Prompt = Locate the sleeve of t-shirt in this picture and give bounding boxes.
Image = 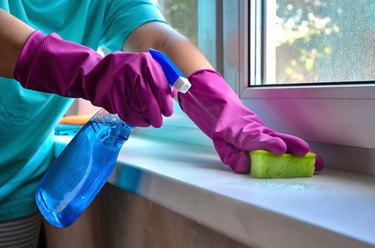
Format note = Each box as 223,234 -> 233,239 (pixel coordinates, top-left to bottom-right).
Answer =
100,0 -> 169,52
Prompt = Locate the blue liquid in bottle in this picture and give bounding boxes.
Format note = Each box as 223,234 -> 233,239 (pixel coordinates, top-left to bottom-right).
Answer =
35,109 -> 134,228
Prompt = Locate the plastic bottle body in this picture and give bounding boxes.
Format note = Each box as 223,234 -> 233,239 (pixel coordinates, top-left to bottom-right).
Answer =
35,109 -> 134,228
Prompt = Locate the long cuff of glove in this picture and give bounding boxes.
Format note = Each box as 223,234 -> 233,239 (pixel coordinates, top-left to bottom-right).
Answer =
178,69 -> 263,138
13,30 -> 102,99
13,31 -> 47,86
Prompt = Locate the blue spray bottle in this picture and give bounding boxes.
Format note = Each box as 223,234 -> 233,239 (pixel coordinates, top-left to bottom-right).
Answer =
35,49 -> 191,228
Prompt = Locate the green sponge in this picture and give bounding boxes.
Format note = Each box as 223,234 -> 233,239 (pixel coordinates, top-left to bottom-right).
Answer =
249,150 -> 316,178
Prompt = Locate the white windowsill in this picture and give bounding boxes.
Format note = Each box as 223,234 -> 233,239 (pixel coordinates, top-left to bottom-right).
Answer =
54,133 -> 375,248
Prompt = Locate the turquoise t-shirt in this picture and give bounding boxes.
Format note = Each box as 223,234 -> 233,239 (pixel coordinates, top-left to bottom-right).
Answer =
0,0 -> 166,222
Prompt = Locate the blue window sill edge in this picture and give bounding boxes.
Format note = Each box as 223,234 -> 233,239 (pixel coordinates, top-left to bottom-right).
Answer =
53,133 -> 375,248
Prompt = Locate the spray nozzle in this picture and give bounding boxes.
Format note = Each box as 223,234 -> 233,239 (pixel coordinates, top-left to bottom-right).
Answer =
149,48 -> 191,93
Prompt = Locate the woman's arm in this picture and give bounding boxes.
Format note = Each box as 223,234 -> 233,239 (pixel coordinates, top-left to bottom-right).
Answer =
123,21 -> 323,173
0,9 -> 34,78
123,22 -> 213,77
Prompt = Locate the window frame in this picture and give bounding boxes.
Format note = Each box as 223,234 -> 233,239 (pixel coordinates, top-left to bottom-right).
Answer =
119,0 -> 375,174
222,0 -> 375,97
219,0 -> 375,173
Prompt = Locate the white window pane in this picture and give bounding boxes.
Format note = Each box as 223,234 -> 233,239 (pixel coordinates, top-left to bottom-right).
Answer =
265,0 -> 375,84
157,0 -> 198,45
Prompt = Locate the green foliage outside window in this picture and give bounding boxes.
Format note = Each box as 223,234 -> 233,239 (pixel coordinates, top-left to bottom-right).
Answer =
275,0 -> 375,83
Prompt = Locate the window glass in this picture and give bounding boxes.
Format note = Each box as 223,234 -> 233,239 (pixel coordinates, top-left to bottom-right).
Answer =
157,0 -> 198,45
264,0 -> 375,84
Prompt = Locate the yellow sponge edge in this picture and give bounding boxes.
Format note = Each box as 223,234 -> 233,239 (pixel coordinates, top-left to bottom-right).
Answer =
249,150 -> 316,179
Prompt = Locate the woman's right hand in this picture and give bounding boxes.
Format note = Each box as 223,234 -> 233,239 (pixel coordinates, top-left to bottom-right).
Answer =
13,31 -> 174,127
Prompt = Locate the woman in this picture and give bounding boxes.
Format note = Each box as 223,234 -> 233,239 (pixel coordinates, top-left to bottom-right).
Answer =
0,1 -> 322,247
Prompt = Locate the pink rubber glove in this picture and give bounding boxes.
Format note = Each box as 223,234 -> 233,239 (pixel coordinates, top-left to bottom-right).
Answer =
13,31 -> 174,128
179,70 -> 324,173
